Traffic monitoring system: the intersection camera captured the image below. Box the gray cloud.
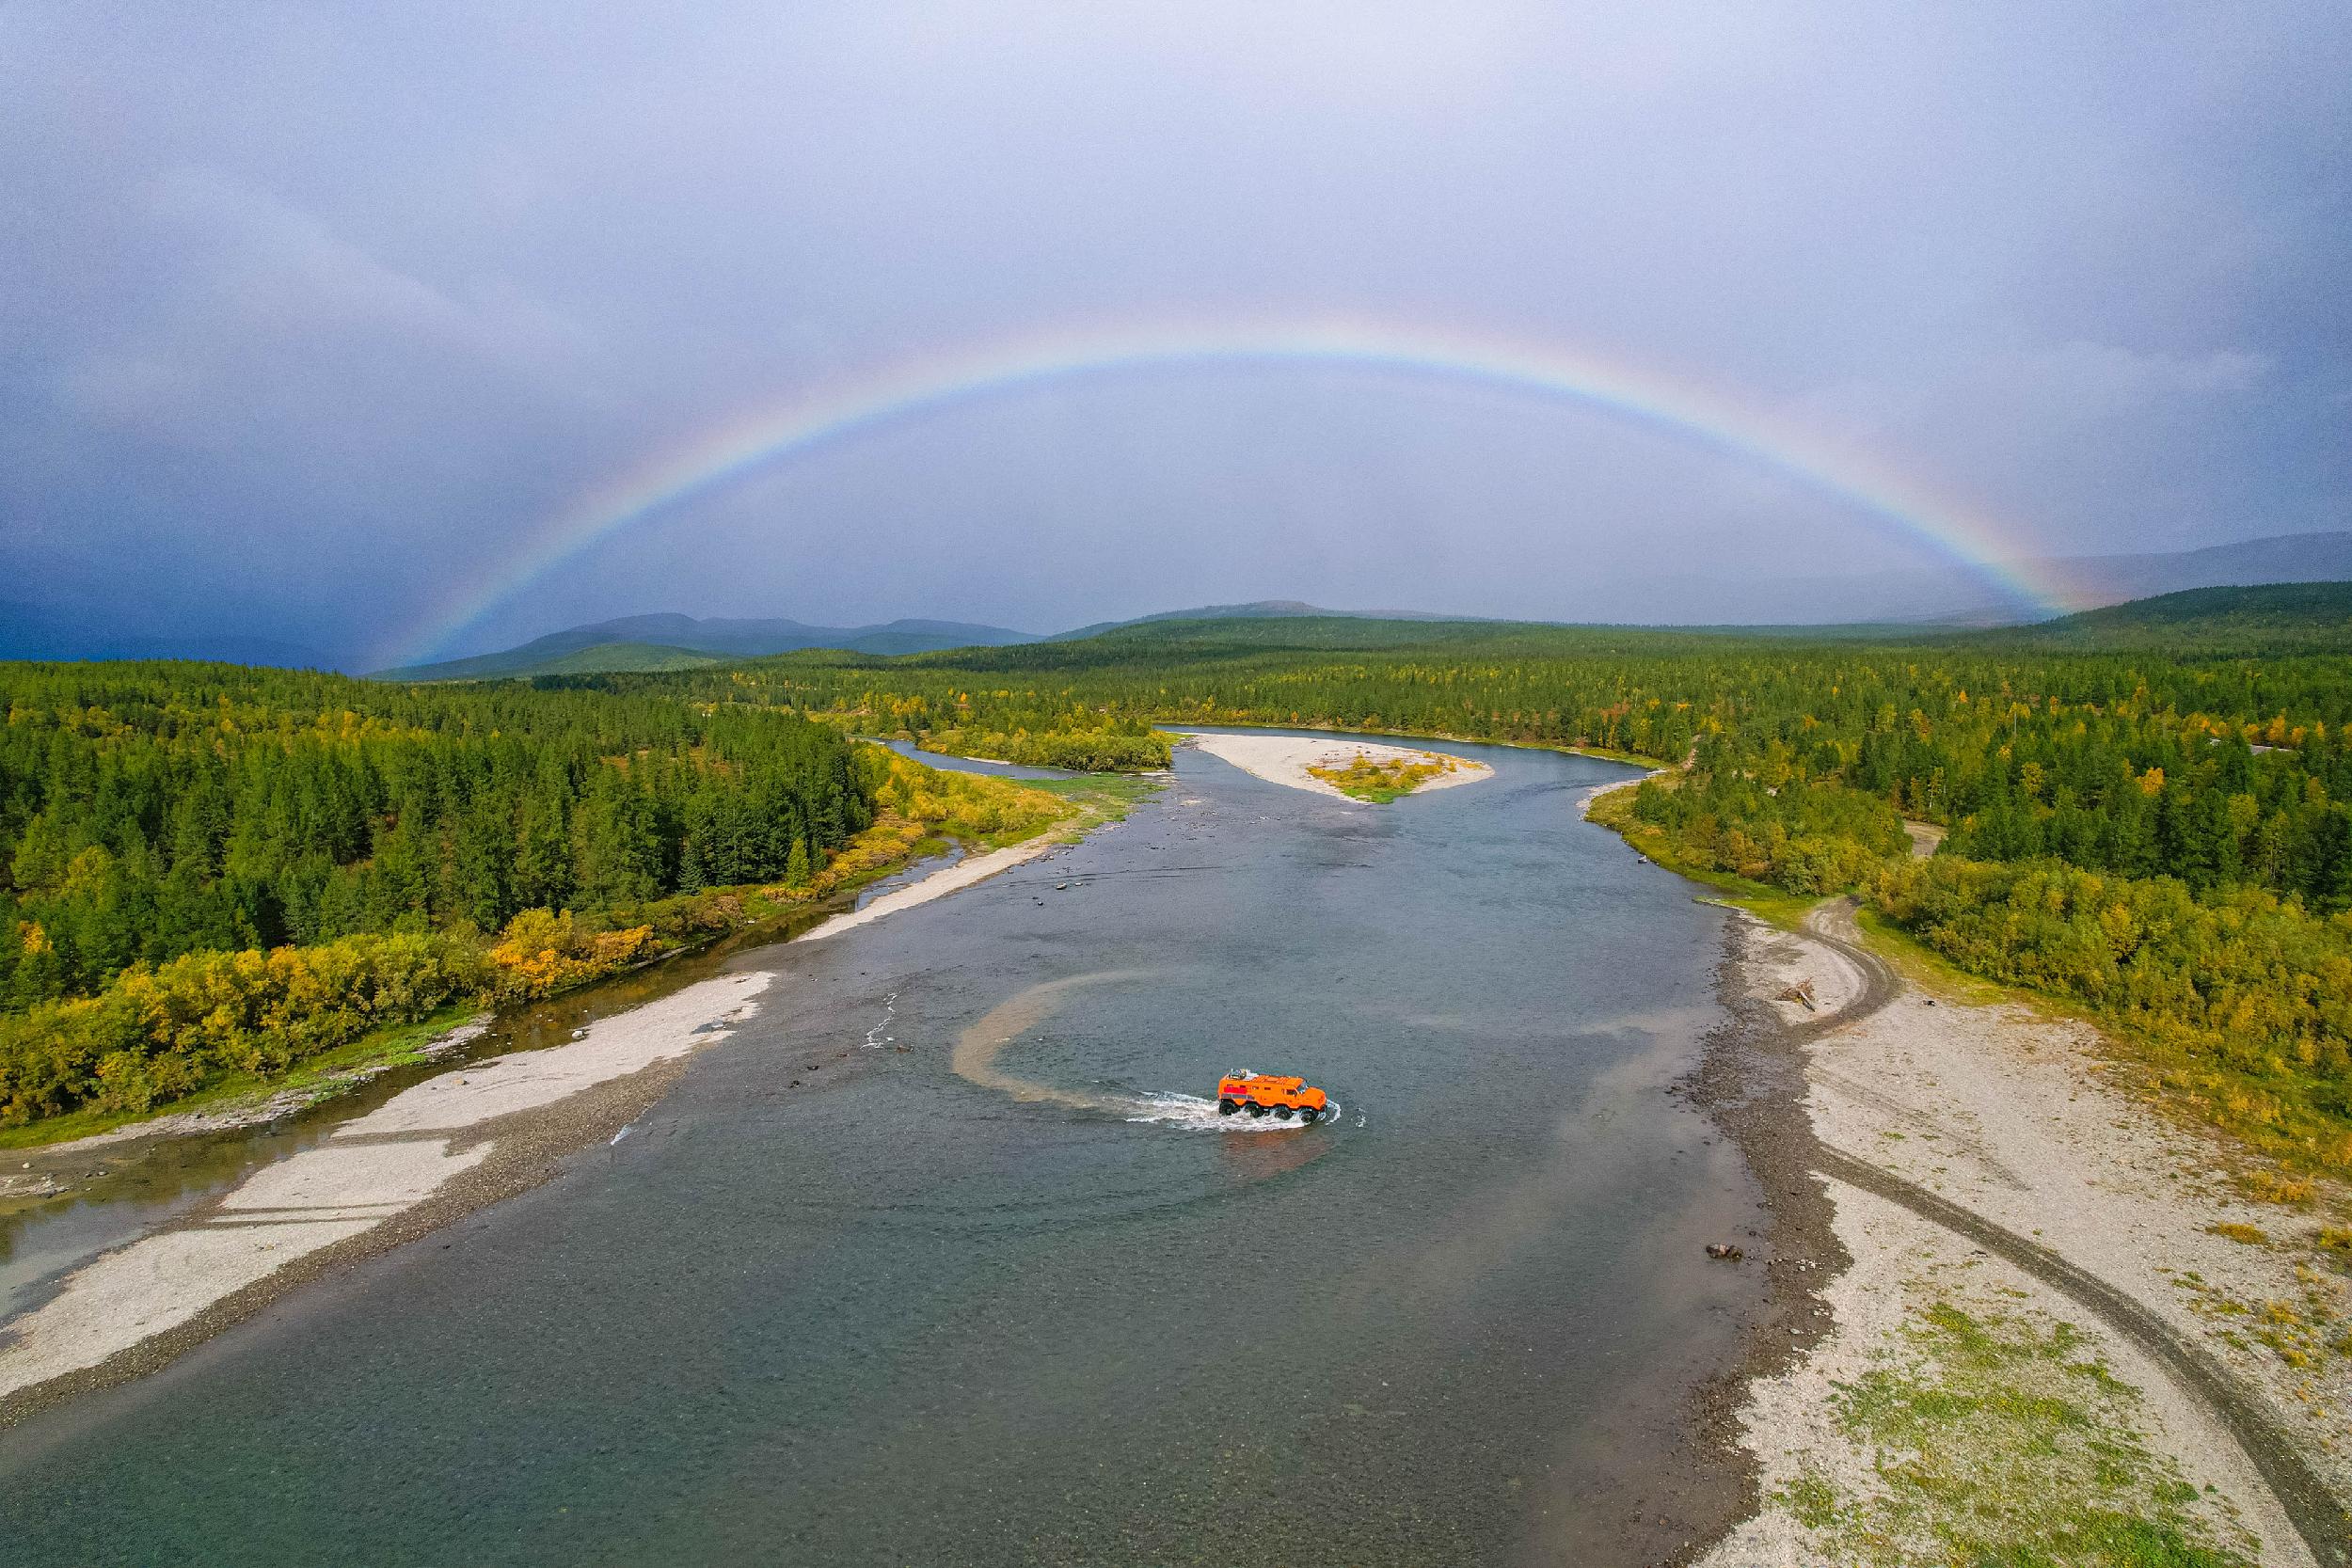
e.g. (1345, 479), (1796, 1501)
(4, 1), (2344, 664)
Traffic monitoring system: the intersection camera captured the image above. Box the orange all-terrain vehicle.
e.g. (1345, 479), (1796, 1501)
(1216, 1069), (1328, 1123)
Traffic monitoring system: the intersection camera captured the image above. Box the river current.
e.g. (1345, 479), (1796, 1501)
(0, 734), (1765, 1566)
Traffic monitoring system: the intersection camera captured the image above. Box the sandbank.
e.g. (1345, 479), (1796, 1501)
(801, 835), (1060, 942)
(0, 974), (768, 1409)
(1186, 731), (1490, 800)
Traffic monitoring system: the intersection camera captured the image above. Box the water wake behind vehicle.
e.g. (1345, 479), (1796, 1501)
(1125, 1091), (1343, 1132)
(954, 974), (1342, 1132)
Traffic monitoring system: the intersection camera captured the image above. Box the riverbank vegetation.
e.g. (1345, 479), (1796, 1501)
(590, 663), (1176, 770)
(0, 664), (1090, 1130)
(911, 721), (1171, 772)
(579, 585), (2352, 1174)
(1307, 752), (1459, 802)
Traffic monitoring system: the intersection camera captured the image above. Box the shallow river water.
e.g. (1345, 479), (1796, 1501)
(0, 734), (1765, 1566)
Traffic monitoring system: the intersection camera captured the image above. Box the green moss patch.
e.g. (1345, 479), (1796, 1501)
(1794, 1300), (2257, 1566)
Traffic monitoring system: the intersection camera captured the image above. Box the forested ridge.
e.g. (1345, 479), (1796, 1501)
(581, 590), (2352, 1169)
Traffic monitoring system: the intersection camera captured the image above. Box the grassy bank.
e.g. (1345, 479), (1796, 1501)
(1784, 1297), (2260, 1566)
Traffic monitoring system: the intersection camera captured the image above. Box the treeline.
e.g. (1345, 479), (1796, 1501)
(547, 665), (1177, 772)
(1623, 682), (2352, 910)
(1870, 858), (2352, 1169)
(1, 661), (875, 1016)
(917, 724), (1171, 771)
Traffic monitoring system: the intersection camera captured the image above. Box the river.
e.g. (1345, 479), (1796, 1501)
(0, 733), (1766, 1566)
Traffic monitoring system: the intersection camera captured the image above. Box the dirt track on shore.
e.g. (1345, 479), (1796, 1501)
(1768, 900), (2346, 1566)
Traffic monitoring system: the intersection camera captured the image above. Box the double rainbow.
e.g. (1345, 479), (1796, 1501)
(387, 318), (2058, 666)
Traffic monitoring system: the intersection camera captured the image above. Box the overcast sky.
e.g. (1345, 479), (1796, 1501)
(5, 2), (2346, 665)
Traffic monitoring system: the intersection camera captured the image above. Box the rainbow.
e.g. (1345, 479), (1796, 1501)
(386, 318), (2060, 666)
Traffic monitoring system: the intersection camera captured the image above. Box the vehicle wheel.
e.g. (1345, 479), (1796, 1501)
(1247, 1101), (1267, 1117)
(1216, 1098), (1237, 1116)
(1274, 1103), (1295, 1120)
(1299, 1104), (1321, 1125)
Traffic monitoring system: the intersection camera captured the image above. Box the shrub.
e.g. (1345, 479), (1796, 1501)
(485, 909), (654, 1002)
(0, 931), (485, 1124)
(1870, 855), (2352, 1170)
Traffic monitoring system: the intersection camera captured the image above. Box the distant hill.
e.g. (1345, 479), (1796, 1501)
(515, 641), (727, 675)
(373, 613), (1041, 681)
(375, 604), (1488, 679)
(957, 584), (2352, 664)
(895, 614), (1679, 669)
(1867, 530), (2352, 623)
(1044, 599), (1472, 641)
(1077, 613), (1540, 650)
(1037, 533), (2352, 634)
(2030, 532), (2352, 611)
(503, 580), (2352, 679)
(1982, 580), (2352, 652)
